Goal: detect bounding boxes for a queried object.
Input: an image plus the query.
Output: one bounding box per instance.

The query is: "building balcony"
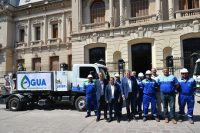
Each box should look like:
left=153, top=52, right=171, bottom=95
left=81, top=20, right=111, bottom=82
left=176, top=8, right=200, bottom=19
left=16, top=42, right=27, bottom=49
left=47, top=38, right=61, bottom=45
left=30, top=40, right=43, bottom=47
left=81, top=21, right=110, bottom=32
left=125, top=14, right=157, bottom=26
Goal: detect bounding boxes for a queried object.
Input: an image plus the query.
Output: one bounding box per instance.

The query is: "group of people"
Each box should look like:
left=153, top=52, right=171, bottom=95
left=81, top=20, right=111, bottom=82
left=83, top=67, right=196, bottom=124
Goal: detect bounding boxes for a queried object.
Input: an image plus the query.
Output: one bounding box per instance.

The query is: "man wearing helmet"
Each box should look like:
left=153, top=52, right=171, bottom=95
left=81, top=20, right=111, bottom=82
left=178, top=68, right=196, bottom=124
left=136, top=72, right=144, bottom=119
left=84, top=74, right=97, bottom=118
left=141, top=70, right=160, bottom=122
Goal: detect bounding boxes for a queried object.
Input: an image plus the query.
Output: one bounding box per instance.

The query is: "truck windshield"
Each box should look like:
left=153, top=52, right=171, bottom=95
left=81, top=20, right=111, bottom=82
left=99, top=67, right=110, bottom=80
left=194, top=62, right=200, bottom=75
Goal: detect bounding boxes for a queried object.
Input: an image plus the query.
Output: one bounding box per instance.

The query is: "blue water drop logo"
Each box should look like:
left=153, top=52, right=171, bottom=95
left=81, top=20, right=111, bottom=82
left=21, top=75, right=30, bottom=89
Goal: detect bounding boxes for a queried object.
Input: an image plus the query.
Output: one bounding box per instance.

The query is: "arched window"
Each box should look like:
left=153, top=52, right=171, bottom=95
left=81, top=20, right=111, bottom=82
left=163, top=47, right=172, bottom=67
left=163, top=47, right=172, bottom=60
left=131, top=0, right=149, bottom=17
left=90, top=0, right=105, bottom=23
left=179, top=0, right=199, bottom=10
left=113, top=51, right=121, bottom=71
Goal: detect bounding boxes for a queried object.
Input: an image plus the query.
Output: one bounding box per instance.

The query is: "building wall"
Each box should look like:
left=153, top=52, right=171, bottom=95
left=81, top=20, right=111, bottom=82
left=14, top=0, right=72, bottom=72
left=71, top=0, right=200, bottom=77
left=1, top=0, right=200, bottom=80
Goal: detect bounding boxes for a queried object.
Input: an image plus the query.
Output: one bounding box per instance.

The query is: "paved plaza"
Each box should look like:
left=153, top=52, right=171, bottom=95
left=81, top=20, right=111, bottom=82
left=0, top=96, right=200, bottom=133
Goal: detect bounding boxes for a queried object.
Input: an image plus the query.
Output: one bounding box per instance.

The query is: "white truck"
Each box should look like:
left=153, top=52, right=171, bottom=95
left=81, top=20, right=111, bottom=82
left=0, top=63, right=109, bottom=111
left=193, top=59, right=200, bottom=97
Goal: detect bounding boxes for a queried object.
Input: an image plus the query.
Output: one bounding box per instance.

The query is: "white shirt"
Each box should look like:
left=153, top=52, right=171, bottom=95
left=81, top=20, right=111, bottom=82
left=100, top=80, right=104, bottom=96
left=151, top=74, right=159, bottom=82
left=111, top=85, right=115, bottom=99
left=127, top=78, right=132, bottom=92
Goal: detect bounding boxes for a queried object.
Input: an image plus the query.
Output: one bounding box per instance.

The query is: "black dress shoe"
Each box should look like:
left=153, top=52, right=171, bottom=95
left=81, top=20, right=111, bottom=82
left=85, top=114, right=90, bottom=118
left=139, top=114, right=142, bottom=119
left=96, top=118, right=100, bottom=122
left=143, top=117, right=147, bottom=122
left=117, top=118, right=120, bottom=123
left=132, top=116, right=137, bottom=120
left=107, top=119, right=112, bottom=122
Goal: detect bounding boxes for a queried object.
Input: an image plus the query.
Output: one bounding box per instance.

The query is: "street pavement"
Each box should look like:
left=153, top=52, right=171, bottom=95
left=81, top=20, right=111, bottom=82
left=0, top=96, right=200, bottom=133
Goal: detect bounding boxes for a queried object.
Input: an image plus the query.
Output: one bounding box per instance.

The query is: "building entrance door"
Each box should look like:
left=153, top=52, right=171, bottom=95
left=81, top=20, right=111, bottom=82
left=131, top=43, right=152, bottom=74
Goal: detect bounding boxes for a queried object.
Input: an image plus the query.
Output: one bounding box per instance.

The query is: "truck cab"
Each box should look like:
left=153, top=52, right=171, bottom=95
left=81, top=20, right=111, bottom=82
left=71, top=63, right=109, bottom=92
left=193, top=59, right=200, bottom=97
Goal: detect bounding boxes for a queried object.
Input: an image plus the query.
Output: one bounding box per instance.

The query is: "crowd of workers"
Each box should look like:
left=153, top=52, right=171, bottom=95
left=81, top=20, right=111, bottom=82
left=83, top=68, right=196, bottom=124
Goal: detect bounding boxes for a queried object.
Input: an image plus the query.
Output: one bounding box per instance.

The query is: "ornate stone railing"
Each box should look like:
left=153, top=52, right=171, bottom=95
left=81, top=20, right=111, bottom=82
left=125, top=14, right=157, bottom=26
left=47, top=38, right=61, bottom=45
left=30, top=40, right=43, bottom=46
left=81, top=21, right=110, bottom=31
left=16, top=42, right=27, bottom=48
left=176, top=8, right=200, bottom=18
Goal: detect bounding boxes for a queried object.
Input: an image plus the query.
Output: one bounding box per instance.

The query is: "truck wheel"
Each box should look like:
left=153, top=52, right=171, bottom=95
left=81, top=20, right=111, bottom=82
left=8, top=97, right=22, bottom=111
left=75, top=96, right=86, bottom=111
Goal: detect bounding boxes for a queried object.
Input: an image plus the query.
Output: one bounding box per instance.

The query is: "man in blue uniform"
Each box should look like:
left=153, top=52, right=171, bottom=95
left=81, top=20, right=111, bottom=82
left=178, top=68, right=196, bottom=124
left=142, top=70, right=160, bottom=122
left=137, top=72, right=144, bottom=119
left=157, top=68, right=179, bottom=124
left=84, top=74, right=97, bottom=118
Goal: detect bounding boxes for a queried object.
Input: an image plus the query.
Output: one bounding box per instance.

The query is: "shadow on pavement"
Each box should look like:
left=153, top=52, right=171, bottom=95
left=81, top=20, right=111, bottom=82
left=193, top=115, right=200, bottom=122
left=25, top=102, right=76, bottom=111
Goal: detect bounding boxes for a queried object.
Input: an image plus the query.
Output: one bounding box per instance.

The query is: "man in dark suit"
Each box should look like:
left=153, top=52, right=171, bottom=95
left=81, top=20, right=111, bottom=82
left=105, top=77, right=121, bottom=123
left=122, top=70, right=138, bottom=121
left=96, top=72, right=108, bottom=121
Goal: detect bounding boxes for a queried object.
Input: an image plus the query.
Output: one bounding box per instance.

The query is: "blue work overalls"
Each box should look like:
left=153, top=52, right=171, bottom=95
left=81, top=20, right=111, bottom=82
left=142, top=78, right=158, bottom=117
left=179, top=78, right=196, bottom=118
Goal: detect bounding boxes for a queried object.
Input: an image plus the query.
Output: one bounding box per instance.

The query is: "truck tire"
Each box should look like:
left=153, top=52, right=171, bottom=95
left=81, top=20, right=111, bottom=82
left=75, top=96, right=86, bottom=112
left=8, top=97, right=22, bottom=111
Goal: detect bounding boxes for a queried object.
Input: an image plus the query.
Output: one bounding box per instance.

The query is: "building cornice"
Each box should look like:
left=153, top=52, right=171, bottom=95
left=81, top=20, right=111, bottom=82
left=71, top=17, right=200, bottom=42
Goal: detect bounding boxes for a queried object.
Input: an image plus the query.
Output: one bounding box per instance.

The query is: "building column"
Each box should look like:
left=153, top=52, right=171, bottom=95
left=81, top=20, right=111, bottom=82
left=168, top=0, right=174, bottom=19
left=120, top=0, right=124, bottom=26
left=62, top=12, right=66, bottom=43
left=156, top=0, right=161, bottom=20
left=43, top=15, right=47, bottom=45
left=125, top=0, right=131, bottom=19
left=199, top=0, right=200, bottom=8
left=66, top=17, right=71, bottom=42
left=27, top=19, right=31, bottom=46
left=78, top=0, right=82, bottom=31
left=109, top=0, right=113, bottom=27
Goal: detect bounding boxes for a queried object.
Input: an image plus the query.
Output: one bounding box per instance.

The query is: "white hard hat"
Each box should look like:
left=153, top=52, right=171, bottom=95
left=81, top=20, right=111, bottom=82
left=180, top=68, right=188, bottom=73
left=87, top=74, right=93, bottom=78
left=145, top=70, right=152, bottom=75
left=138, top=72, right=144, bottom=77
left=114, top=73, right=120, bottom=77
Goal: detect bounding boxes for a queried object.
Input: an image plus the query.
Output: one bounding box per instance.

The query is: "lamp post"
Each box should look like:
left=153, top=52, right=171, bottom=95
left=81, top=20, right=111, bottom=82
left=118, top=59, right=125, bottom=77
left=166, top=56, right=174, bottom=75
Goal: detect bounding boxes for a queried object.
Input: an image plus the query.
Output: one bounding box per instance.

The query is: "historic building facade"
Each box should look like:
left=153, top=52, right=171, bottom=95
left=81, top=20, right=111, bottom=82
left=0, top=0, right=200, bottom=80
left=71, top=0, right=200, bottom=75
left=0, top=0, right=72, bottom=79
